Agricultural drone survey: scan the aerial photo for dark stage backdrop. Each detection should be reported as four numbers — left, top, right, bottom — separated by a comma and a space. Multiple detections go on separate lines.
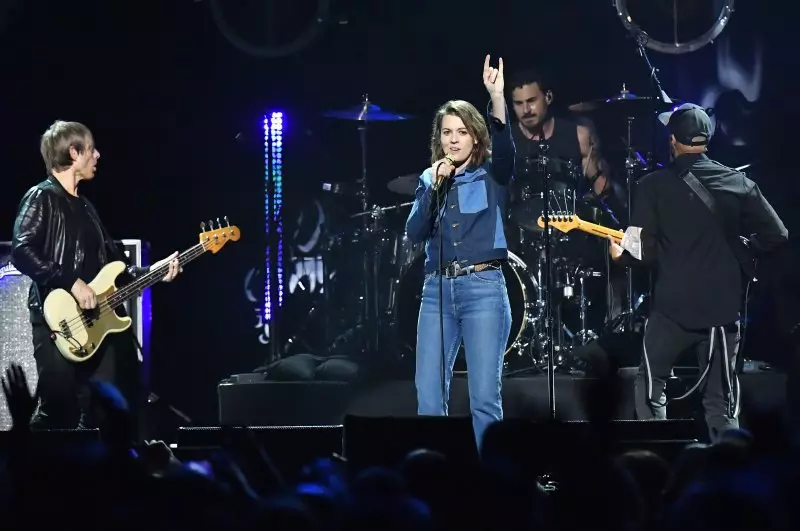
0, 0, 796, 424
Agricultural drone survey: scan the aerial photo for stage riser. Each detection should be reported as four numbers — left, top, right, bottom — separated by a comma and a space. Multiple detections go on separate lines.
218, 372, 639, 427
217, 381, 355, 426
217, 371, 787, 429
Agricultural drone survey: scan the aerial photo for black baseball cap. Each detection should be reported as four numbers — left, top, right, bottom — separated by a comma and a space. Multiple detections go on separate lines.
658, 103, 714, 146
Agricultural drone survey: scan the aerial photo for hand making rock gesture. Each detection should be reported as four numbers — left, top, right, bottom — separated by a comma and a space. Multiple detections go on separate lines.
483, 54, 504, 97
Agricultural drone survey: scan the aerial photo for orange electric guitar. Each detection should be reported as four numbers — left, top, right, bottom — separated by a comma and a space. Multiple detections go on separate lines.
536, 211, 758, 284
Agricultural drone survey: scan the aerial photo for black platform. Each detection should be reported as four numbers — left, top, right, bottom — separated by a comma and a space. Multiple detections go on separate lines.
217, 369, 642, 427
218, 368, 787, 428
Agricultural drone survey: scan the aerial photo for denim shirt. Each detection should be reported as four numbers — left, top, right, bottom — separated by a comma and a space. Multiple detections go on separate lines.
405, 104, 516, 274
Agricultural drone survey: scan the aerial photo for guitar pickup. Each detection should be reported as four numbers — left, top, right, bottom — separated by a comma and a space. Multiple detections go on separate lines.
58, 319, 72, 338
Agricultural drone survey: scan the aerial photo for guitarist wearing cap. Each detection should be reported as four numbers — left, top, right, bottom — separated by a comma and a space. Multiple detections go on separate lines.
609, 103, 788, 442
11, 120, 182, 435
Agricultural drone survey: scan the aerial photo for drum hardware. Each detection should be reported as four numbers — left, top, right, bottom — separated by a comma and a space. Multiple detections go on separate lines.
576, 268, 602, 346
322, 100, 414, 122
349, 202, 417, 317
569, 76, 669, 331
613, 0, 736, 56
322, 95, 415, 354
567, 83, 678, 114
532, 128, 558, 419
321, 181, 361, 196
623, 113, 639, 331
349, 202, 414, 219
387, 174, 419, 196
511, 160, 580, 234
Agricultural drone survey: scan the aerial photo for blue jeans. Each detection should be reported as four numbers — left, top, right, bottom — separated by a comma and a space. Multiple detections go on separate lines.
415, 267, 512, 450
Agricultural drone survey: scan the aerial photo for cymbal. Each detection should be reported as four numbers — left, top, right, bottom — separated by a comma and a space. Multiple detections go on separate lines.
323, 102, 413, 122
569, 88, 678, 114
387, 173, 418, 196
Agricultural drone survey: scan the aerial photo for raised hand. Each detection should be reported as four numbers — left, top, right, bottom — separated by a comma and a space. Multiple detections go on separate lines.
1, 363, 38, 429
483, 54, 504, 96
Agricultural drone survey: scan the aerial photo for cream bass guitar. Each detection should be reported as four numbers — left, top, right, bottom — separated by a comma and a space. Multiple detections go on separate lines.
44, 218, 241, 362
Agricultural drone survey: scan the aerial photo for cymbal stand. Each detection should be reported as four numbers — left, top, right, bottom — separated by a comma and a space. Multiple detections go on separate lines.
624, 115, 636, 331
634, 30, 669, 108
356, 94, 379, 354
576, 267, 601, 345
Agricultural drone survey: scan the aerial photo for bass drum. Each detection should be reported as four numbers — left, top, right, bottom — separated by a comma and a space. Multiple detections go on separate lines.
395, 251, 539, 374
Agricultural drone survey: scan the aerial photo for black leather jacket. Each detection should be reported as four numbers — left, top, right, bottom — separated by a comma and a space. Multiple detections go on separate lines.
11, 175, 149, 322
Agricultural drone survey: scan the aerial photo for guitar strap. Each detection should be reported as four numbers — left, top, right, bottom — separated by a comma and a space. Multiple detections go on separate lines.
80, 196, 145, 361
81, 196, 129, 264
681, 170, 716, 215
680, 169, 751, 397
680, 170, 756, 283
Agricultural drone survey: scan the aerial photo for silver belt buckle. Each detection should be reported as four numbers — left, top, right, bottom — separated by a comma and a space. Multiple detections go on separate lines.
445, 262, 461, 278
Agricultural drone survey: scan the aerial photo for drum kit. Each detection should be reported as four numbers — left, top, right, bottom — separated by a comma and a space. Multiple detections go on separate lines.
308, 80, 677, 377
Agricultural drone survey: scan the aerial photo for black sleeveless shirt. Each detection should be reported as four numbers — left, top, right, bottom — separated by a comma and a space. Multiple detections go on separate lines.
507, 116, 611, 266
508, 116, 585, 224
511, 115, 583, 174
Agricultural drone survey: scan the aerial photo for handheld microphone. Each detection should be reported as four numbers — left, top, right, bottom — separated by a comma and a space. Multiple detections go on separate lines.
433, 154, 455, 191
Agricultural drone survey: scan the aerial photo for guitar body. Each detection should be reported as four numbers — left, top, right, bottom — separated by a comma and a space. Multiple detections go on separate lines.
43, 261, 132, 363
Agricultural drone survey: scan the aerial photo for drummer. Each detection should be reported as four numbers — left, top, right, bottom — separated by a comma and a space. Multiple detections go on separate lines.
508, 67, 612, 202
507, 67, 626, 328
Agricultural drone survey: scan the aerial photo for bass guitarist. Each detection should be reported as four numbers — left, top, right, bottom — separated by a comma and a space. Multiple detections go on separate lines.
11, 120, 181, 436
609, 104, 788, 442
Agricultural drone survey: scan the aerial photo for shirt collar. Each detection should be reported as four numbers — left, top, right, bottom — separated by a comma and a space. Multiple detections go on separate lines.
455, 161, 482, 178
671, 152, 708, 176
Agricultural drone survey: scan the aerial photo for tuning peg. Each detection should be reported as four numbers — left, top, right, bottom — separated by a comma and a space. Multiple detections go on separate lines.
208, 219, 214, 230
224, 215, 230, 227
200, 221, 206, 232
217, 217, 222, 228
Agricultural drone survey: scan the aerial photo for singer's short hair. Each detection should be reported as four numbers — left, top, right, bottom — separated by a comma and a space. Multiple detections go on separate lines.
429, 100, 490, 167
40, 120, 93, 173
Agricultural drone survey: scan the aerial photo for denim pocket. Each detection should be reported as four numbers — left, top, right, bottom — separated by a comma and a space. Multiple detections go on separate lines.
457, 180, 488, 214
471, 268, 504, 284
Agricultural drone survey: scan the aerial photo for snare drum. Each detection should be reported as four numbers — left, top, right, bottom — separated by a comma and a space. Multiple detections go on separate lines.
394, 251, 540, 373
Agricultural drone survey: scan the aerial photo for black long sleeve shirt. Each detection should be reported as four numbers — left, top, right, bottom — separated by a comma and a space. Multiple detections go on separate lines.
621, 153, 788, 329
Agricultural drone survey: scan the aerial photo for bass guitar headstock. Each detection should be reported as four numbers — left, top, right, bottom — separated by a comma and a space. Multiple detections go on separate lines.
200, 216, 241, 254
